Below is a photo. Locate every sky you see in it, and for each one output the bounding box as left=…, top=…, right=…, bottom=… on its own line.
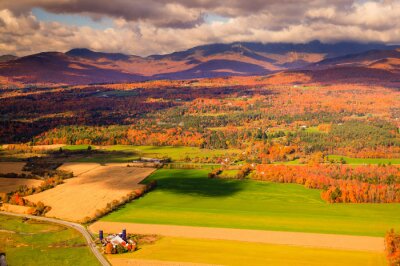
left=0, top=0, right=399, bottom=56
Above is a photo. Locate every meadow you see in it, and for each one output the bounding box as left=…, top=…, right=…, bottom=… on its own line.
left=110, top=237, right=386, bottom=266
left=60, top=145, right=240, bottom=163
left=327, top=155, right=400, bottom=165
left=102, top=169, right=400, bottom=237
left=0, top=215, right=99, bottom=266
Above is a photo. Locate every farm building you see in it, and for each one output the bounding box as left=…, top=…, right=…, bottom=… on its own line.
left=99, top=229, right=137, bottom=254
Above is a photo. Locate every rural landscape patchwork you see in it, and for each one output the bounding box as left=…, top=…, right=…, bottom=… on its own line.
left=0, top=1, right=400, bottom=266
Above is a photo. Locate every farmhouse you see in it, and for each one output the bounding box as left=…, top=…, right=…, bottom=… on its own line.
left=99, top=229, right=137, bottom=254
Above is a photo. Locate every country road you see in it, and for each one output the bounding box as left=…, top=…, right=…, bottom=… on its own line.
left=0, top=211, right=110, bottom=266
left=90, top=221, right=385, bottom=252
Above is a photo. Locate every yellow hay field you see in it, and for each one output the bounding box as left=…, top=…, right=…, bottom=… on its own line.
left=0, top=203, right=31, bottom=214
left=25, top=163, right=155, bottom=222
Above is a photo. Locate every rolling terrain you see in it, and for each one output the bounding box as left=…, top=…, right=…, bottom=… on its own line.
left=1, top=41, right=399, bottom=85
left=1, top=41, right=399, bottom=266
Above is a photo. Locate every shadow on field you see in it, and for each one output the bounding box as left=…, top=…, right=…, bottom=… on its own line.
left=150, top=172, right=247, bottom=197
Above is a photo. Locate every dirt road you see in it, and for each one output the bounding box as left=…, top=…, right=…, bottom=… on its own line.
left=90, top=221, right=384, bottom=252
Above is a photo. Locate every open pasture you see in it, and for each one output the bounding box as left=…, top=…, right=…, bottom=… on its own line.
left=102, top=169, right=400, bottom=237
left=63, top=145, right=240, bottom=162
left=0, top=214, right=99, bottom=266
left=25, top=163, right=155, bottom=222
left=327, top=155, right=400, bottom=165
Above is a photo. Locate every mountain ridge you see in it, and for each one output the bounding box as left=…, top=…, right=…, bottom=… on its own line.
left=0, top=41, right=399, bottom=85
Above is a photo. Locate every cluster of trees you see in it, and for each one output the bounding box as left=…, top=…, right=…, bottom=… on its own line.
left=385, top=229, right=400, bottom=266
left=254, top=164, right=400, bottom=203
left=2, top=176, right=65, bottom=216
left=104, top=241, right=136, bottom=254
left=297, top=120, right=399, bottom=156
left=4, top=176, right=64, bottom=201
left=7, top=193, right=50, bottom=216
left=1, top=79, right=399, bottom=161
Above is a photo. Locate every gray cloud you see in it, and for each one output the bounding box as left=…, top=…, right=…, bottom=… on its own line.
left=0, top=1, right=399, bottom=56
left=0, top=0, right=355, bottom=28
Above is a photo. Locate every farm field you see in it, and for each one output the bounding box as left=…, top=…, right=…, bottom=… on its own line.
left=102, top=169, right=400, bottom=237
left=90, top=221, right=384, bottom=251
left=0, top=162, right=27, bottom=174
left=87, top=145, right=239, bottom=161
left=25, top=163, right=155, bottom=222
left=0, top=214, right=99, bottom=266
left=0, top=177, right=41, bottom=193
left=104, top=145, right=241, bottom=160
left=327, top=155, right=400, bottom=165
left=108, top=237, right=386, bottom=266
left=51, top=145, right=241, bottom=163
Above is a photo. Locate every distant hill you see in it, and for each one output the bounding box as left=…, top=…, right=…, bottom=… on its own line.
left=0, top=41, right=399, bottom=85
left=0, top=55, right=18, bottom=63
left=0, top=52, right=144, bottom=85
left=265, top=48, right=400, bottom=86
left=66, top=48, right=131, bottom=61
left=310, top=48, right=400, bottom=68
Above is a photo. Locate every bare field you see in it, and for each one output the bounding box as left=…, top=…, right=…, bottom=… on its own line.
left=0, top=162, right=27, bottom=174
left=0, top=177, right=42, bottom=193
left=25, top=163, right=155, bottom=222
left=32, top=144, right=66, bottom=150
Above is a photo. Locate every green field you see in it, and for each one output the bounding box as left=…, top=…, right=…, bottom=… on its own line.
left=114, top=237, right=386, bottom=266
left=62, top=145, right=93, bottom=151
left=0, top=215, right=99, bottom=266
left=327, top=155, right=400, bottom=165
left=103, top=169, right=400, bottom=237
left=61, top=145, right=240, bottom=162
left=219, top=169, right=239, bottom=178
left=103, top=145, right=240, bottom=161
left=275, top=156, right=400, bottom=165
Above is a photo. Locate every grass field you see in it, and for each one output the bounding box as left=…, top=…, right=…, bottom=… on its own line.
left=102, top=169, right=400, bottom=237
left=275, top=156, right=400, bottom=165
left=61, top=145, right=240, bottom=162
left=219, top=169, right=239, bottom=178
left=0, top=215, right=99, bottom=266
left=327, top=155, right=400, bottom=165
left=102, top=145, right=240, bottom=160
left=62, top=145, right=92, bottom=150
left=109, top=237, right=386, bottom=266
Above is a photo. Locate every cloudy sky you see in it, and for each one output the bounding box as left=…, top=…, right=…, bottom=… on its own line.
left=0, top=0, right=399, bottom=56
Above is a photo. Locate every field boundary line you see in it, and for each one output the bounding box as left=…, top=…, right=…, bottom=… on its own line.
left=90, top=221, right=385, bottom=252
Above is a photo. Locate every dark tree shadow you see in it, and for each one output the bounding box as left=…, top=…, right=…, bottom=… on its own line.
left=145, top=170, right=247, bottom=197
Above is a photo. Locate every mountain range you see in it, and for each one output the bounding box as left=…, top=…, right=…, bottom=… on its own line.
left=0, top=40, right=399, bottom=85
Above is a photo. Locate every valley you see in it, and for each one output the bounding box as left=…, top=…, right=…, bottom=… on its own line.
left=1, top=41, right=399, bottom=266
